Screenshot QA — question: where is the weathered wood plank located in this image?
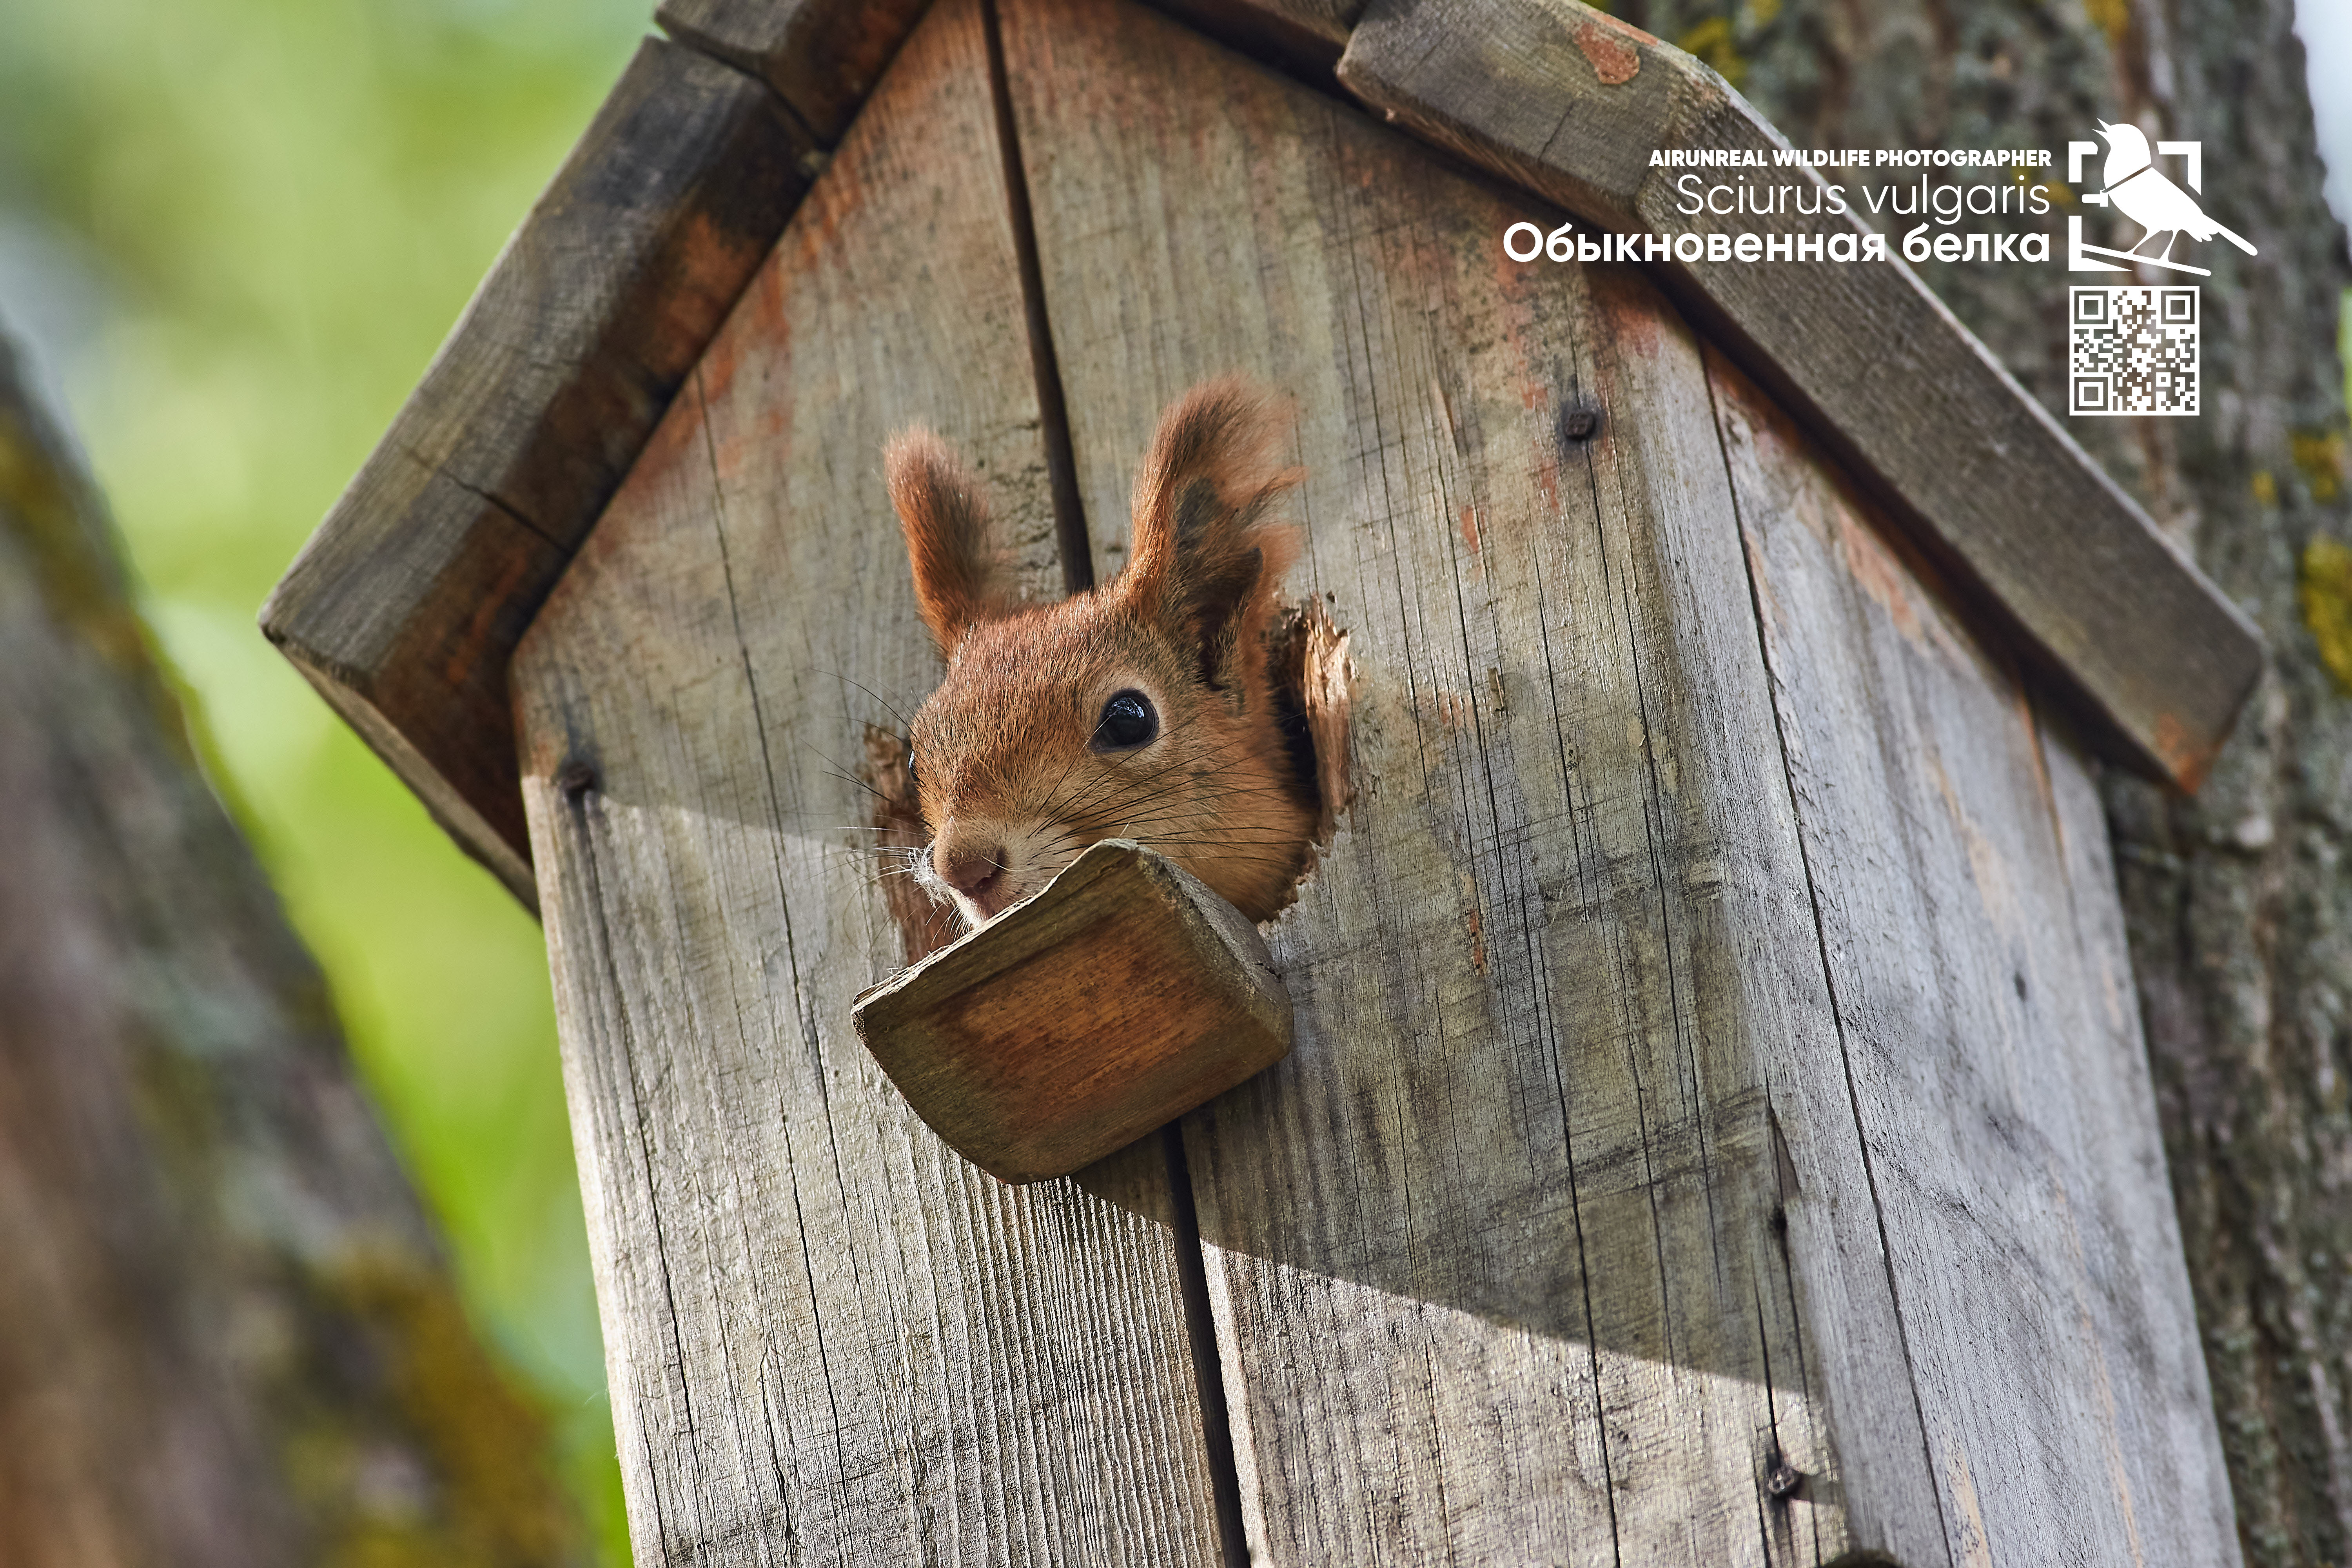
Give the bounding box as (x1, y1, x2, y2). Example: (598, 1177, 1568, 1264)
(263, 38, 816, 903)
(1334, 0, 2263, 794)
(653, 0, 929, 142)
(2038, 702, 2244, 1559)
(1708, 346, 2241, 1567)
(513, 3, 1222, 1560)
(1003, 1, 1942, 1558)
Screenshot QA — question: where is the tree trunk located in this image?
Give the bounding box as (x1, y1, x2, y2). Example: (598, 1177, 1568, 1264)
(1616, 0, 2352, 1559)
(0, 332, 583, 1565)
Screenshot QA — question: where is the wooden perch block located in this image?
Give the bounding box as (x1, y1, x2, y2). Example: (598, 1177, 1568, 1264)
(853, 840, 1293, 1184)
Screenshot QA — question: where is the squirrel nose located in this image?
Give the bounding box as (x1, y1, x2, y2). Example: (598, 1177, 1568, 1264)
(936, 840, 1005, 899)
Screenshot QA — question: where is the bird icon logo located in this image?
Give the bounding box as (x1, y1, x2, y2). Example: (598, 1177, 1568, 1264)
(2067, 123, 2256, 275)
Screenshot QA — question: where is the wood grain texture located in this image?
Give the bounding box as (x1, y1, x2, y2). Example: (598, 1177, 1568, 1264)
(653, 0, 929, 142)
(1708, 346, 2241, 1566)
(1140, 0, 1362, 62)
(1005, 1, 1925, 1558)
(855, 840, 1293, 1183)
(1334, 0, 2263, 795)
(513, 4, 1221, 1560)
(263, 38, 815, 904)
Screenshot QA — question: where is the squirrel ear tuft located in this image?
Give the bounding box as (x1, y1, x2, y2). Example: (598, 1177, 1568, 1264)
(887, 428, 1011, 657)
(1122, 377, 1304, 691)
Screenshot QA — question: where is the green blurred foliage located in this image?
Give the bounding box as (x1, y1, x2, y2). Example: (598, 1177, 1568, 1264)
(0, 0, 652, 1559)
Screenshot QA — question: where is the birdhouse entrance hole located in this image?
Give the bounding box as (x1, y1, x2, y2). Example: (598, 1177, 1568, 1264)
(866, 593, 1355, 967)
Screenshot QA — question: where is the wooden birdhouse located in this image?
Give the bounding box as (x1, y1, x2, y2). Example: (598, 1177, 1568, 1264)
(264, 0, 2262, 1562)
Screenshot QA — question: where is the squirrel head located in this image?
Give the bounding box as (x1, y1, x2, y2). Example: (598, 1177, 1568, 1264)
(885, 378, 1318, 929)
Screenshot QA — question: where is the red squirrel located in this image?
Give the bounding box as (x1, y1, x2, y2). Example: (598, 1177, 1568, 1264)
(884, 378, 1319, 929)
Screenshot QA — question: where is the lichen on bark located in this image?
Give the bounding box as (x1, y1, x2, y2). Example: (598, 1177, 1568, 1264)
(0, 332, 585, 1565)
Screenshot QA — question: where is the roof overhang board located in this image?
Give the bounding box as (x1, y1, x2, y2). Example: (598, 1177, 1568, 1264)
(1335, 0, 2263, 791)
(259, 33, 838, 905)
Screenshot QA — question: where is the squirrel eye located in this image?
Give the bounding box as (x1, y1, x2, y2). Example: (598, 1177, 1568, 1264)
(1091, 690, 1159, 752)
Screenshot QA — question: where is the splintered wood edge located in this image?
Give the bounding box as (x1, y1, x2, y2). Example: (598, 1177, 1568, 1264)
(1330, 0, 2261, 791)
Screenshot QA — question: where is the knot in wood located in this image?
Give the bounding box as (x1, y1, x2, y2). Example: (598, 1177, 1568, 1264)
(556, 759, 599, 801)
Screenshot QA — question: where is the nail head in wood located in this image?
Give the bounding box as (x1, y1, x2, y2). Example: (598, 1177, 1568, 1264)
(852, 839, 1294, 1184)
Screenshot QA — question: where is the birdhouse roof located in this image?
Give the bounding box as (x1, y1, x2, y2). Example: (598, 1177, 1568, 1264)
(261, 0, 2261, 907)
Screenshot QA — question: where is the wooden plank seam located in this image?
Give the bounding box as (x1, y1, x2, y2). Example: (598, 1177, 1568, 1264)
(513, 2, 1242, 1555)
(974, 0, 1256, 1554)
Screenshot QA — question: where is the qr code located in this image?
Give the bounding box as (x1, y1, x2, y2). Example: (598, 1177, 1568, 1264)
(2070, 287, 2199, 416)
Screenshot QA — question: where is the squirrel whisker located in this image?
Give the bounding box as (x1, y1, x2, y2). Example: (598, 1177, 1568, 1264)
(883, 377, 1324, 929)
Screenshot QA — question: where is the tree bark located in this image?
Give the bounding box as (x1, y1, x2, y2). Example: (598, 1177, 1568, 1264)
(1614, 0, 2352, 1560)
(0, 333, 583, 1565)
